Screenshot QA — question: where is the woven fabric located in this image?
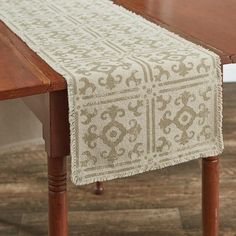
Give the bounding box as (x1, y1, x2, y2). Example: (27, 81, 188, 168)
(0, 0, 223, 185)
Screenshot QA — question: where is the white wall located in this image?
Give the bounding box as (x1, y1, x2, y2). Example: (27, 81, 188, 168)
(0, 64, 235, 150)
(224, 64, 236, 82)
(0, 98, 43, 149)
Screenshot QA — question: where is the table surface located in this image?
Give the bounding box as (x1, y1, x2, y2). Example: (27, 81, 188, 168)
(115, 0, 236, 62)
(0, 0, 235, 101)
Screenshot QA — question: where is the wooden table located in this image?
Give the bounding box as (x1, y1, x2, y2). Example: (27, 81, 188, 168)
(0, 0, 235, 235)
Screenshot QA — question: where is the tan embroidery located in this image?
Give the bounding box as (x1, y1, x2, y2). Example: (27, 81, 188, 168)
(0, 0, 223, 185)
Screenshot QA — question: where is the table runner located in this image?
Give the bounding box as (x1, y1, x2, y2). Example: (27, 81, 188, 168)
(0, 0, 223, 185)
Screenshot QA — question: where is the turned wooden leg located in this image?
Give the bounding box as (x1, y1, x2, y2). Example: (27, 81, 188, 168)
(48, 156, 68, 236)
(202, 156, 219, 236)
(42, 91, 70, 236)
(23, 91, 70, 236)
(94, 181, 104, 195)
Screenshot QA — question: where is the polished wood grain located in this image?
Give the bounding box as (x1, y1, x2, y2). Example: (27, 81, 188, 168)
(0, 25, 48, 100)
(48, 156, 68, 236)
(202, 157, 219, 236)
(23, 91, 70, 236)
(114, 0, 236, 63)
(0, 0, 235, 100)
(0, 22, 66, 101)
(45, 91, 69, 236)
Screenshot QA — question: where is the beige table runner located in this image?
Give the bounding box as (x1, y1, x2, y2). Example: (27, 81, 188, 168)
(0, 0, 223, 185)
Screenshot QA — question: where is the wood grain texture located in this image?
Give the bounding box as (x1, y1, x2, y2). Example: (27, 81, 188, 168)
(0, 0, 235, 100)
(18, 209, 185, 236)
(48, 156, 68, 236)
(0, 83, 235, 235)
(202, 157, 219, 236)
(0, 25, 49, 100)
(114, 0, 236, 63)
(0, 22, 66, 101)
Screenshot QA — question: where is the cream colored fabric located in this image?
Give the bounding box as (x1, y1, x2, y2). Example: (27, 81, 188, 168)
(0, 0, 223, 185)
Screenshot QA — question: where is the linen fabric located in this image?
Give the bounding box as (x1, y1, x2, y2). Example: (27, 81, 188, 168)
(0, 0, 223, 185)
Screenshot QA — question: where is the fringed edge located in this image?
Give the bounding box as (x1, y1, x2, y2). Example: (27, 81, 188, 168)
(0, 0, 224, 187)
(214, 54, 224, 154)
(71, 0, 224, 185)
(72, 148, 223, 186)
(72, 57, 224, 186)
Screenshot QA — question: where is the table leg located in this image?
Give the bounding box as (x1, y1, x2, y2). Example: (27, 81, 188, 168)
(23, 91, 70, 235)
(202, 156, 219, 236)
(94, 181, 104, 195)
(48, 156, 68, 236)
(45, 91, 69, 236)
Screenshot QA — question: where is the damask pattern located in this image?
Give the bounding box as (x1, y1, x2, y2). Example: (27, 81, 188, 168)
(0, 0, 223, 185)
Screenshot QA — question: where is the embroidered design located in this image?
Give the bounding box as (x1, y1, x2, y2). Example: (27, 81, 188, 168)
(0, 0, 223, 185)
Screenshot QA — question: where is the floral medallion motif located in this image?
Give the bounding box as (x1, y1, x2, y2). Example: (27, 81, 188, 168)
(0, 0, 223, 185)
(83, 105, 142, 162)
(160, 91, 209, 145)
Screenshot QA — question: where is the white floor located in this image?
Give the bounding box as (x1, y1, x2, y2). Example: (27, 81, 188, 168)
(224, 64, 236, 82)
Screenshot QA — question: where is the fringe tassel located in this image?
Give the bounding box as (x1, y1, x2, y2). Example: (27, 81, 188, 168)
(0, 0, 224, 186)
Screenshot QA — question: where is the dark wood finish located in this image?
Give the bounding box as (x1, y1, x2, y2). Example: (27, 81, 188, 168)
(23, 91, 70, 158)
(114, 0, 236, 64)
(45, 91, 69, 236)
(48, 155, 68, 236)
(42, 91, 70, 158)
(231, 55, 236, 63)
(0, 26, 48, 100)
(23, 91, 70, 236)
(0, 22, 66, 101)
(202, 156, 220, 236)
(94, 182, 104, 195)
(0, 0, 236, 100)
